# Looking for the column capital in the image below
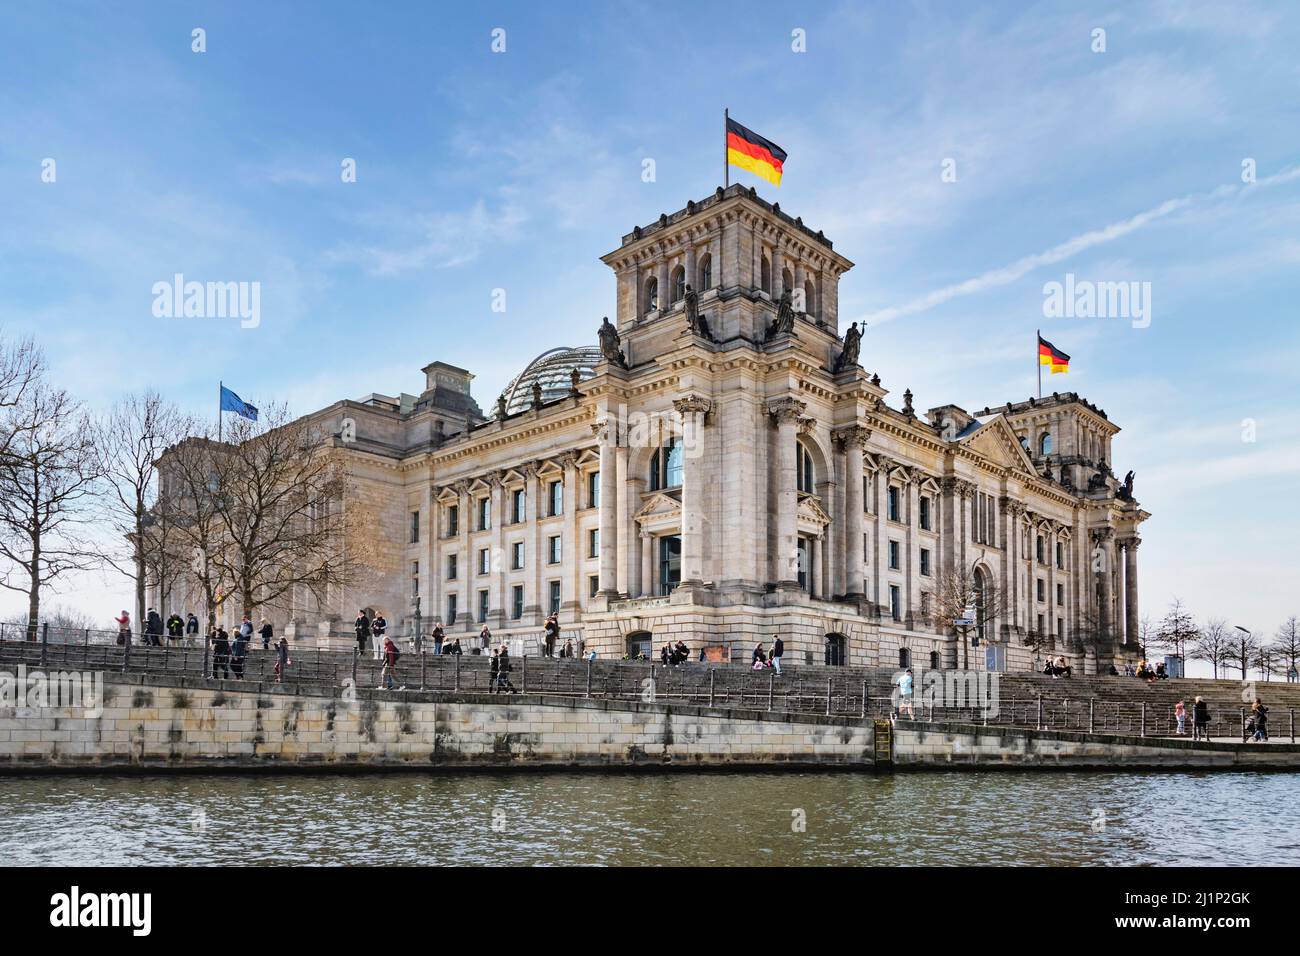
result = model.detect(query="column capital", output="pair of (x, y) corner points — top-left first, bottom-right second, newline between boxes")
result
(591, 418), (614, 443)
(451, 479), (471, 497)
(1090, 526), (1115, 545)
(672, 394), (713, 419)
(832, 424), (871, 450)
(767, 397), (807, 424)
(1119, 536), (1141, 551)
(556, 450), (581, 470)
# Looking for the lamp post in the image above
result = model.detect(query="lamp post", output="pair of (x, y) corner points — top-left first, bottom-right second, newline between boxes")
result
(1234, 625), (1252, 682)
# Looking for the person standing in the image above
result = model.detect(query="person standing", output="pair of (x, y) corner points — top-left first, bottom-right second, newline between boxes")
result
(379, 636), (401, 690)
(212, 627), (231, 680)
(1250, 699), (1269, 742)
(185, 612), (199, 646)
(479, 624), (492, 657)
(543, 614), (559, 658)
(431, 620), (445, 656)
(274, 636), (291, 684)
(114, 610), (131, 646)
(1175, 699), (1187, 736)
(770, 634), (784, 675)
(896, 669), (915, 719)
(166, 613), (184, 643)
(146, 607), (164, 646)
(238, 614), (254, 652)
(230, 628), (248, 680)
(489, 647), (501, 694)
(259, 618), (274, 651)
(563, 639), (574, 660)
(496, 644), (518, 694)
(354, 610), (370, 655)
(371, 611), (388, 661)
(1192, 696), (1211, 741)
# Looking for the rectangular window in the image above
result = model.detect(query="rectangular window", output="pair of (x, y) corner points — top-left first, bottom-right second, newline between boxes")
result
(888, 540), (900, 570)
(548, 580), (561, 615)
(446, 505), (458, 537)
(888, 486), (900, 521)
(410, 510), (420, 544)
(411, 560), (419, 595)
(1036, 578), (1045, 603)
(446, 594), (457, 626)
(477, 589), (489, 623)
(511, 541), (524, 570)
(863, 476), (870, 512)
(588, 471), (600, 509)
(478, 548), (490, 575)
(1055, 540), (1064, 569)
(549, 480), (563, 517)
(889, 585), (901, 621)
(513, 488), (526, 523)
(920, 548), (931, 576)
(1056, 582), (1064, 606)
(588, 528), (599, 558)
(1037, 613), (1044, 635)
(1057, 617), (1065, 640)
(589, 575), (599, 598)
(919, 496), (931, 531)
(864, 533), (869, 563)
(511, 585), (524, 620)
(1036, 536), (1045, 564)
(548, 535), (561, 564)
(921, 592), (931, 617)
(478, 497), (491, 531)
(447, 554), (458, 580)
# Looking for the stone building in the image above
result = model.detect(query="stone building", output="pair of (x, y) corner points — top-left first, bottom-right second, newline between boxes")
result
(162, 186), (1149, 673)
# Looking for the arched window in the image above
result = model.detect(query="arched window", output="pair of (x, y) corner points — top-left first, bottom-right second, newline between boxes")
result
(644, 277), (658, 314)
(796, 441), (815, 494)
(649, 438), (683, 490)
(1018, 435), (1030, 454)
(804, 279), (816, 318)
(972, 568), (988, 643)
(760, 256), (771, 294)
(1039, 432), (1053, 456)
(670, 266), (686, 304)
(698, 253), (712, 292)
(626, 630), (653, 660)
(782, 268), (794, 297)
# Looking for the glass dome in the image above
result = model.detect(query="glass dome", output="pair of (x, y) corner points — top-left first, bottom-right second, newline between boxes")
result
(497, 346), (602, 416)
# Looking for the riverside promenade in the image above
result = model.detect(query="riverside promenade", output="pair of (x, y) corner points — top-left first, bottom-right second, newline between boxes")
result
(2, 629), (1299, 772)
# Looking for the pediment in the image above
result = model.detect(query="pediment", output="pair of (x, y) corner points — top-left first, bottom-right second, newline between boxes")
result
(635, 492), (682, 521)
(797, 494), (832, 527)
(959, 416), (1037, 475)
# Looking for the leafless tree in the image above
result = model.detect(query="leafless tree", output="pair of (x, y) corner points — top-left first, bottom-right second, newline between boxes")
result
(1273, 616), (1300, 680)
(92, 390), (186, 630)
(1155, 598), (1198, 669)
(1230, 625), (1261, 681)
(161, 431), (235, 630)
(0, 332), (43, 465)
(0, 382), (102, 639)
(1189, 618), (1231, 678)
(929, 568), (1003, 670)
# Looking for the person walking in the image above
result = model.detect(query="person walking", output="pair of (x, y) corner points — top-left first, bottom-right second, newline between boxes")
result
(354, 610), (370, 655)
(1250, 699), (1269, 742)
(896, 668), (915, 719)
(770, 634), (784, 675)
(166, 613), (184, 643)
(185, 612), (199, 646)
(114, 610), (132, 646)
(371, 611), (388, 661)
(211, 627), (231, 680)
(1192, 696), (1211, 741)
(259, 618), (274, 651)
(489, 647), (501, 694)
(497, 644), (518, 694)
(274, 636), (291, 684)
(478, 624), (492, 657)
(1175, 699), (1187, 736)
(379, 635), (401, 690)
(230, 628), (248, 680)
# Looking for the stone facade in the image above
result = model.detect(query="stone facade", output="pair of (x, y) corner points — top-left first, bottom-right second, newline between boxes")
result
(158, 186), (1149, 674)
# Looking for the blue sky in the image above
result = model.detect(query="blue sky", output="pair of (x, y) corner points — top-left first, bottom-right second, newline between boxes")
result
(2, 1), (1297, 643)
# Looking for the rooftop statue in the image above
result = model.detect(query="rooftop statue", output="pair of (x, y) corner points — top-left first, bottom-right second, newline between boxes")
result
(597, 316), (627, 368)
(832, 321), (863, 373)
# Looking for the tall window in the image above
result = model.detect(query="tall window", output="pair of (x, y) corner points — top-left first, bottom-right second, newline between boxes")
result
(650, 438), (683, 490)
(888, 540), (900, 570)
(973, 568), (988, 642)
(512, 488), (526, 523)
(698, 253), (712, 291)
(889, 585), (901, 621)
(1055, 540), (1064, 569)
(548, 480), (563, 516)
(477, 497), (490, 531)
(644, 276), (658, 314)
(548, 581), (561, 615)
(1056, 582), (1064, 606)
(478, 548), (490, 575)
(920, 548), (931, 576)
(804, 279), (816, 318)
(760, 255), (772, 294)
(588, 528), (599, 558)
(447, 554), (458, 580)
(796, 442), (815, 494)
(1036, 535), (1045, 564)
(887, 486), (900, 521)
(446, 594), (457, 626)
(1039, 432), (1053, 456)
(446, 504), (458, 537)
(548, 535), (561, 564)
(587, 471), (599, 508)
(511, 541), (524, 570)
(670, 265), (686, 303)
(477, 590), (489, 623)
(411, 560), (419, 596)
(919, 496), (931, 531)
(409, 510), (420, 544)
(659, 535), (681, 595)
(782, 267), (793, 296)
(511, 586), (524, 620)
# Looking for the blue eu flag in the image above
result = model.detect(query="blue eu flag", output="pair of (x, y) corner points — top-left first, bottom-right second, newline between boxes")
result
(219, 385), (258, 421)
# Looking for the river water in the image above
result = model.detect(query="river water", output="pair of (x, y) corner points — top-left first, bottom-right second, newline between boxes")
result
(1, 770), (1296, 866)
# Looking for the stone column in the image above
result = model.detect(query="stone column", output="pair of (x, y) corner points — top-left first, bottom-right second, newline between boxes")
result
(561, 451), (579, 611)
(455, 480), (471, 629)
(835, 426), (869, 601)
(522, 464), (541, 620)
(488, 472), (505, 627)
(1123, 537), (1140, 648)
(1093, 528), (1114, 641)
(614, 445), (630, 596)
(684, 244), (696, 296)
(640, 530), (654, 597)
(768, 398), (805, 587)
(656, 256), (669, 313)
(595, 420), (618, 596)
(772, 242), (785, 300)
(674, 395), (712, 586)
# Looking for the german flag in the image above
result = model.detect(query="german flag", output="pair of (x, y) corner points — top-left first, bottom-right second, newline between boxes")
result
(727, 117), (787, 187)
(1038, 334), (1070, 374)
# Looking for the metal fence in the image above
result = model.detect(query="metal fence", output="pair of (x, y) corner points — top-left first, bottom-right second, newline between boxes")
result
(0, 626), (1294, 743)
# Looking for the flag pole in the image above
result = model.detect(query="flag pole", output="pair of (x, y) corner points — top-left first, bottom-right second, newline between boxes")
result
(218, 380), (222, 443)
(1035, 331), (1041, 400)
(724, 107), (729, 189)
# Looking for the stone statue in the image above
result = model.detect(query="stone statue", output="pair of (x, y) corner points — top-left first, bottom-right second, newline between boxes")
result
(531, 381), (543, 409)
(1098, 456), (1112, 478)
(1060, 467), (1074, 491)
(902, 389), (915, 417)
(768, 290), (796, 337)
(683, 284), (713, 341)
(569, 367), (582, 397)
(1117, 469), (1135, 501)
(832, 321), (863, 373)
(597, 316), (627, 368)
(495, 395), (508, 419)
(1087, 470), (1106, 491)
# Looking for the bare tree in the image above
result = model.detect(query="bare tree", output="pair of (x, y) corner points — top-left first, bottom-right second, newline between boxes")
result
(1230, 625), (1260, 681)
(92, 390), (185, 630)
(161, 432), (235, 630)
(929, 568), (1003, 670)
(1190, 618), (1231, 679)
(0, 332), (43, 465)
(1155, 598), (1197, 669)
(0, 382), (102, 639)
(1274, 616), (1300, 681)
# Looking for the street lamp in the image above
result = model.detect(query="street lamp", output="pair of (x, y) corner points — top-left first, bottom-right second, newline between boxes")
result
(1234, 625), (1251, 681)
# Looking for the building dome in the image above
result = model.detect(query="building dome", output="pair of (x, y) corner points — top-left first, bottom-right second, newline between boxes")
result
(497, 346), (602, 416)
